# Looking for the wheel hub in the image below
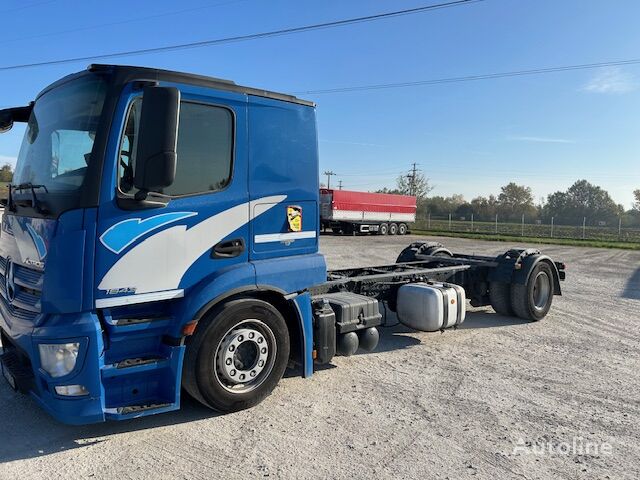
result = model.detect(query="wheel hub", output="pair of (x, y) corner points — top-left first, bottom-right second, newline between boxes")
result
(217, 327), (270, 385)
(532, 271), (551, 311)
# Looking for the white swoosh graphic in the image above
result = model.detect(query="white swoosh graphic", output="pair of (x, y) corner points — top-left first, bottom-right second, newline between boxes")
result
(98, 195), (286, 295)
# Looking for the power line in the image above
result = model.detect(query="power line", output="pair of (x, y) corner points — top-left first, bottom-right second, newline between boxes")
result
(0, 0), (483, 72)
(336, 169), (408, 176)
(295, 58), (640, 94)
(5, 0), (251, 45)
(0, 0), (58, 14)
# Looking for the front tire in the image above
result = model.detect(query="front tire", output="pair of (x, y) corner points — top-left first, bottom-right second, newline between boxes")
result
(184, 299), (290, 413)
(511, 263), (554, 321)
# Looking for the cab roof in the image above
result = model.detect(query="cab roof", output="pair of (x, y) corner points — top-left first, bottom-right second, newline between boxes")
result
(38, 64), (315, 107)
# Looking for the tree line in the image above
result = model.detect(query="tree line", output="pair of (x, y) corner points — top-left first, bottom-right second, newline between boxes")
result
(2, 160), (638, 228)
(378, 172), (640, 227)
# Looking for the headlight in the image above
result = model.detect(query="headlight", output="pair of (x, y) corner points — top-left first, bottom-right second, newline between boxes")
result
(38, 343), (80, 378)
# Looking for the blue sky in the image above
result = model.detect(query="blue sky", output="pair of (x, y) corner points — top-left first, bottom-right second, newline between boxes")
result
(1, 0), (639, 207)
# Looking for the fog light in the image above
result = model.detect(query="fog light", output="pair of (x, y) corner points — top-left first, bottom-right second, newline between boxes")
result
(54, 385), (89, 396)
(38, 343), (80, 378)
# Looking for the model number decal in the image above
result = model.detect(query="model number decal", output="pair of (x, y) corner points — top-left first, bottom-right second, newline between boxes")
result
(106, 287), (137, 295)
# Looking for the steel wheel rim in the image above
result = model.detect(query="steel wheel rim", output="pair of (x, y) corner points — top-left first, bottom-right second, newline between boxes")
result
(532, 271), (551, 311)
(213, 319), (277, 394)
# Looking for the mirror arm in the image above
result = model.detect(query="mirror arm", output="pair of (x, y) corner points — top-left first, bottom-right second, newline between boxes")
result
(134, 188), (149, 201)
(116, 191), (170, 211)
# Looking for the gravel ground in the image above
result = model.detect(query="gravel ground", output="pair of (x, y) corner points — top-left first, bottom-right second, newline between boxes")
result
(1, 234), (639, 479)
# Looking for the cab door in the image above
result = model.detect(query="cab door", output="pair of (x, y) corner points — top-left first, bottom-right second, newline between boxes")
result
(94, 84), (251, 308)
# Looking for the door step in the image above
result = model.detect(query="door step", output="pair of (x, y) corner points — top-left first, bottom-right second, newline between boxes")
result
(104, 401), (178, 420)
(101, 357), (169, 378)
(110, 316), (170, 327)
(116, 403), (171, 415)
(116, 357), (162, 369)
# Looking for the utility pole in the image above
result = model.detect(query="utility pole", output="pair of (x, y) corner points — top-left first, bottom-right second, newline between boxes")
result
(338, 180), (343, 190)
(323, 170), (336, 189)
(407, 162), (419, 196)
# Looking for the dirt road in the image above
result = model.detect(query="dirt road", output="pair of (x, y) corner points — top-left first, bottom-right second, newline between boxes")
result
(1, 234), (638, 479)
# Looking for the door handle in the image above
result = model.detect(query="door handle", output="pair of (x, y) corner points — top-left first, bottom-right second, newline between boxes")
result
(211, 238), (245, 259)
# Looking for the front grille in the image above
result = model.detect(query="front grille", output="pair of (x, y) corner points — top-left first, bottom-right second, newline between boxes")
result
(15, 266), (43, 288)
(0, 256), (43, 322)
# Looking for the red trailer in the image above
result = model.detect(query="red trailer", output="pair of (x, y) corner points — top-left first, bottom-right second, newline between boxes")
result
(320, 189), (417, 235)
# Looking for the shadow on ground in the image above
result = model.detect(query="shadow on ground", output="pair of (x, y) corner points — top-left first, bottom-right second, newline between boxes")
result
(0, 391), (218, 464)
(621, 266), (640, 300)
(0, 309), (530, 464)
(458, 310), (532, 329)
(381, 309), (532, 333)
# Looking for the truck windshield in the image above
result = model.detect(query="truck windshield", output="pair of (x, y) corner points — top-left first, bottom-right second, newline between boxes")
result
(13, 75), (107, 201)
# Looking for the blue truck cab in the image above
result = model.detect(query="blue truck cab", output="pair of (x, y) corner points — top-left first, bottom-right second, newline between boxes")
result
(0, 65), (327, 424)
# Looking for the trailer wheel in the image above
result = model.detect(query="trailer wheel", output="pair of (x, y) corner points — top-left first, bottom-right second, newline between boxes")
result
(489, 282), (513, 316)
(510, 262), (554, 321)
(389, 223), (398, 235)
(398, 223), (408, 235)
(184, 299), (290, 413)
(331, 227), (342, 234)
(379, 223), (389, 235)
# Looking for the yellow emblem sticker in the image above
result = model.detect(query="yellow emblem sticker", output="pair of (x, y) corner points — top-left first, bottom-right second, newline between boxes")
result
(287, 206), (302, 232)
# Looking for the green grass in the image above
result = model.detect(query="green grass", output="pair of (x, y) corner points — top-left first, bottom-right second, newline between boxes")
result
(411, 228), (640, 250)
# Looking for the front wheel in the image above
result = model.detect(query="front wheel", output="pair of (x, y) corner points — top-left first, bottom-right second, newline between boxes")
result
(183, 299), (290, 412)
(511, 263), (554, 321)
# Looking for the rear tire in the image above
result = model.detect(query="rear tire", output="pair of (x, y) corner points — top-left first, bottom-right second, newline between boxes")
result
(511, 262), (554, 321)
(379, 223), (389, 235)
(489, 282), (513, 316)
(389, 223), (398, 235)
(398, 223), (408, 235)
(183, 299), (290, 413)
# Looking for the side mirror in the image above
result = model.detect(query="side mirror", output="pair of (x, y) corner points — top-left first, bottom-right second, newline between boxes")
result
(0, 105), (33, 134)
(0, 110), (14, 134)
(133, 86), (180, 197)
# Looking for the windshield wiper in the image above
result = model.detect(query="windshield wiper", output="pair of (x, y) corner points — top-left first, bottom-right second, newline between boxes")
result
(11, 182), (49, 214)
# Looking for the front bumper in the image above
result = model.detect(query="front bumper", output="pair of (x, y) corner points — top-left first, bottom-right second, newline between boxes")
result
(0, 312), (106, 425)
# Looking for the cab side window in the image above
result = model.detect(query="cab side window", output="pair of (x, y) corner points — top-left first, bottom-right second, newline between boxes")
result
(119, 99), (233, 196)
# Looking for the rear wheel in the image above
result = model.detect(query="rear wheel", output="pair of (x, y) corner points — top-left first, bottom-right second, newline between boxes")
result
(489, 282), (513, 316)
(398, 223), (408, 235)
(379, 223), (389, 235)
(183, 299), (290, 412)
(389, 223), (398, 235)
(511, 263), (554, 321)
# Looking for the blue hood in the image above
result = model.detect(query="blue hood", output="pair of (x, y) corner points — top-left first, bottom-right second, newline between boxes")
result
(1, 214), (53, 269)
